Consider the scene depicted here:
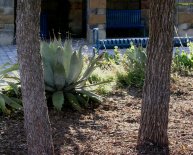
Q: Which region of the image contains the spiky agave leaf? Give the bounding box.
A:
[45,85,55,92]
[68,46,84,84]
[6,82,19,95]
[0,62,10,70]
[41,41,56,68]
[49,36,62,52]
[0,63,19,76]
[77,52,105,88]
[76,94,89,108]
[53,47,66,90]
[66,50,83,85]
[43,59,55,89]
[1,94,22,110]
[63,39,73,78]
[74,46,84,81]
[41,42,56,88]
[65,93,82,112]
[76,89,103,103]
[52,91,64,111]
[3,74,20,82]
[0,95,6,113]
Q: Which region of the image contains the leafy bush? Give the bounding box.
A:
[117,45,147,88]
[0,63,22,114]
[172,46,193,75]
[40,38,105,111]
[97,46,122,70]
[88,67,116,95]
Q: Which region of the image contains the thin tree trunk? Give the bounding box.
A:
[138,0,175,150]
[16,1,54,154]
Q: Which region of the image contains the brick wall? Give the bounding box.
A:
[0,0,14,45]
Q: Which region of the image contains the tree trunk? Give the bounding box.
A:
[138,0,175,150]
[16,1,54,154]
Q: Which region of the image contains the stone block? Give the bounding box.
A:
[178,23,191,30]
[0,15,14,24]
[0,0,14,7]
[0,8,4,13]
[2,7,14,15]
[88,14,106,25]
[0,24,3,29]
[178,28,193,37]
[89,8,97,15]
[97,8,106,15]
[98,24,105,29]
[89,0,106,9]
[178,13,193,24]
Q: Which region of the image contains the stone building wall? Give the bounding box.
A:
[141,0,149,30]
[87,0,106,43]
[69,0,84,36]
[176,3,193,36]
[0,0,15,45]
[1,0,193,46]
[140,0,193,37]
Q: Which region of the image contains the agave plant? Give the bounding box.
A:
[0,63,22,114]
[40,39,104,111]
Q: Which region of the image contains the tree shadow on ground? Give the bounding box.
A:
[136,144,170,155]
[0,111,27,154]
[48,109,109,154]
[0,108,108,155]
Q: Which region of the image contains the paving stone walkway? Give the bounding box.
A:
[0,42,190,67]
[0,45,17,66]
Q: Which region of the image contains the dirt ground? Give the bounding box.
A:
[0,75,193,155]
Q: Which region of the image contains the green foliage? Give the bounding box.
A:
[97,46,122,70]
[172,46,193,75]
[116,69,145,88]
[41,38,105,111]
[88,71,114,95]
[0,63,22,114]
[117,44,147,88]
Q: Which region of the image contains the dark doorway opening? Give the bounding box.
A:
[41,0,86,39]
[106,0,142,38]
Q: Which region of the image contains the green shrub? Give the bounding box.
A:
[172,47,193,75]
[40,38,105,111]
[97,46,122,70]
[0,63,22,114]
[117,45,147,88]
[88,71,114,95]
[117,69,145,88]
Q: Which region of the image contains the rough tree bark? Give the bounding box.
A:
[16,1,54,154]
[138,0,175,150]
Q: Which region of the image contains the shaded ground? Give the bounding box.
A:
[0,75,193,155]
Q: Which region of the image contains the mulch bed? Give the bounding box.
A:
[0,76,193,155]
